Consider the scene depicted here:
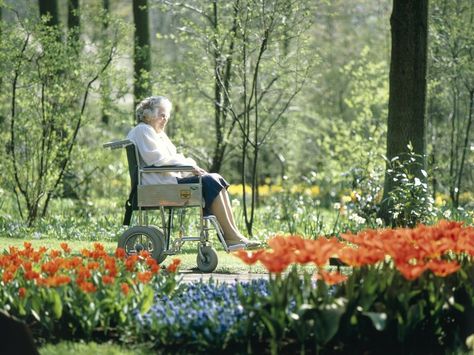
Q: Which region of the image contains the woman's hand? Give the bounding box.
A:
[192,166,207,176]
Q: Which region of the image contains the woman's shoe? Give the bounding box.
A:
[225,235,261,250]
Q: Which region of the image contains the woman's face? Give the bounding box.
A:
[153,105,170,132]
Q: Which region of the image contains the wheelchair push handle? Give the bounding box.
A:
[103,139,133,150]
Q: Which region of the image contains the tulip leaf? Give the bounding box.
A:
[140,287,154,314]
[31,309,41,322]
[362,311,387,331]
[314,298,347,345]
[52,291,63,319]
[18,303,26,316]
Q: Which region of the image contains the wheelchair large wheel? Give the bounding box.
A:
[196,245,218,273]
[118,226,166,263]
[147,225,168,264]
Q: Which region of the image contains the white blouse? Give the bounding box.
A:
[126,123,196,185]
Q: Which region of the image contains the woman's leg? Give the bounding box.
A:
[209,193,244,243]
[220,189,238,230]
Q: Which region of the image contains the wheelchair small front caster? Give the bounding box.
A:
[118,226,167,263]
[196,245,218,273]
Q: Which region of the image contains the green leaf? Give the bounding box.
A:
[362,311,387,331]
[314,297,347,345]
[140,286,154,314]
[31,309,41,322]
[52,290,63,319]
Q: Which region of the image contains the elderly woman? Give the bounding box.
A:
[127,96,259,249]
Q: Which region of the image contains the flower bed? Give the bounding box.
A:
[0,242,181,341]
[233,220,474,354]
[136,279,270,352]
[1,220,474,353]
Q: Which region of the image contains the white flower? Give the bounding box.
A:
[349,213,366,225]
[376,218,383,226]
[443,210,452,219]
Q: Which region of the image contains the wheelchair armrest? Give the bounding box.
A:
[103,139,133,150]
[141,165,195,173]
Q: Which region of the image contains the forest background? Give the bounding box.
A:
[0,0,473,238]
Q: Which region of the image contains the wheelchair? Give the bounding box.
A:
[103,139,243,273]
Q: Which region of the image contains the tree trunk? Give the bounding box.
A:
[455,90,474,206]
[101,0,111,125]
[209,0,239,173]
[38,0,59,27]
[381,0,429,222]
[67,0,80,43]
[133,0,151,109]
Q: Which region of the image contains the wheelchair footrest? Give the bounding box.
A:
[227,243,247,252]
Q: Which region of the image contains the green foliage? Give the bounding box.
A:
[237,269,347,354]
[428,0,474,206]
[40,341,150,355]
[0,5,129,224]
[339,159,385,230]
[289,45,388,206]
[383,144,435,227]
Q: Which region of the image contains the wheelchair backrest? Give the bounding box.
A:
[125,143,139,210]
[125,143,138,189]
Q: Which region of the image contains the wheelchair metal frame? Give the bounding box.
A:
[104,139,238,268]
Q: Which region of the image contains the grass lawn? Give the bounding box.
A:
[0,236,270,274]
[39,341,150,355]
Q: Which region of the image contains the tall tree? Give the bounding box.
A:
[3,8,121,224]
[101,0,111,125]
[381,0,429,225]
[133,0,151,109]
[68,0,80,43]
[429,0,474,207]
[38,0,59,27]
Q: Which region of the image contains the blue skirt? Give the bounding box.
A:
[177,173,230,216]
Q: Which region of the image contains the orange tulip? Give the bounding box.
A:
[316,270,348,285]
[60,243,71,254]
[234,250,265,265]
[2,271,14,284]
[115,248,126,259]
[78,281,96,293]
[426,260,460,277]
[102,275,115,285]
[167,258,181,273]
[137,271,153,284]
[395,262,428,281]
[24,270,40,280]
[258,251,292,274]
[38,275,71,287]
[121,283,130,295]
[87,262,100,270]
[49,250,61,258]
[41,260,60,276]
[125,255,139,272]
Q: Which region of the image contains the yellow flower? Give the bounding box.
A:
[310,185,320,197]
[434,194,446,207]
[341,195,352,204]
[259,184,271,197]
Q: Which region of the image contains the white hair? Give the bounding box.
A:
[135,96,172,124]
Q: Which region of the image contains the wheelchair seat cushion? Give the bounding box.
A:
[177,173,229,216]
